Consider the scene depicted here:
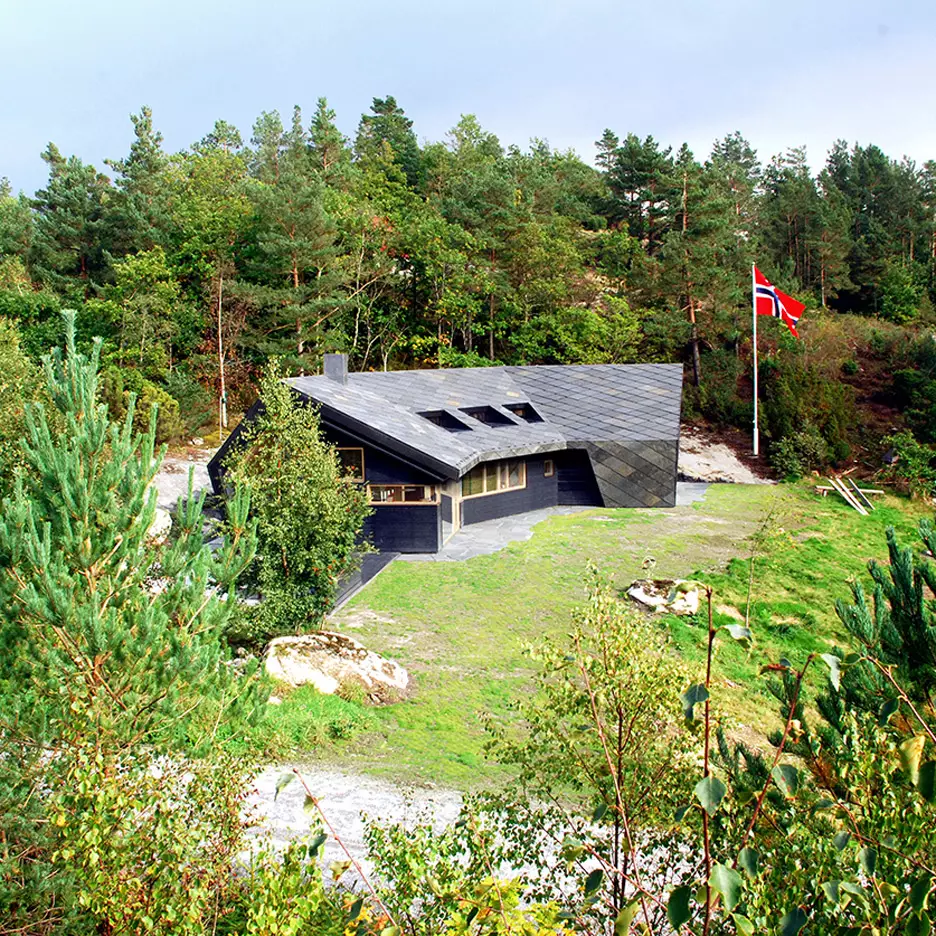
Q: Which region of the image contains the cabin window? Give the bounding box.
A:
[544,459,554,477]
[461,460,526,498]
[369,484,439,505]
[337,447,364,481]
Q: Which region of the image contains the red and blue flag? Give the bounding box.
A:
[754,266,805,338]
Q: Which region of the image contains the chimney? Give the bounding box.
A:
[323,352,348,385]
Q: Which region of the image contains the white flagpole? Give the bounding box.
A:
[752,262,759,457]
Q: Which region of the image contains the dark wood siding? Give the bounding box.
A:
[321,425,441,485]
[556,449,603,506]
[461,456,558,525]
[362,505,440,553]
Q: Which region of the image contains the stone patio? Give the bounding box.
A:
[397,482,710,563]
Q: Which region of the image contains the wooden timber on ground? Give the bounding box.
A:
[815,477,885,515]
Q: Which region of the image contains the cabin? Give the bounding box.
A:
[208,354,683,554]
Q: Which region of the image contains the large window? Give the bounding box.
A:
[337,448,364,481]
[369,484,439,505]
[461,459,526,498]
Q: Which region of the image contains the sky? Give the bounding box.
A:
[2,0,935,194]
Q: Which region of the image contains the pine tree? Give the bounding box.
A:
[0,311,259,754]
[835,521,936,702]
[104,106,173,255]
[309,97,351,180]
[355,95,423,188]
[241,107,347,368]
[30,144,110,295]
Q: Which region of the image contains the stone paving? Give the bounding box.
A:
[397,482,709,563]
[398,505,594,562]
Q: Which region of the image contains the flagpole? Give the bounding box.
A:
[752,262,759,457]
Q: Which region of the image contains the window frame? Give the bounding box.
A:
[368,484,440,506]
[460,459,527,499]
[337,447,365,482]
[544,459,555,477]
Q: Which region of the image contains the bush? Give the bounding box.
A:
[770,424,830,478]
[882,429,936,498]
[224,361,371,639]
[99,364,184,443]
[0,317,43,495]
[165,369,214,435]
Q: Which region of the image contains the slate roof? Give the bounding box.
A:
[287,363,683,480]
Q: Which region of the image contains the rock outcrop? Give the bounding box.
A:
[264,632,409,704]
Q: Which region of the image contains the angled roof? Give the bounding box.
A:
[287,363,682,480]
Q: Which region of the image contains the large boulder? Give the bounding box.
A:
[264,632,409,704]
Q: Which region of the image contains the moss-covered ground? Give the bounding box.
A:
[261,482,931,788]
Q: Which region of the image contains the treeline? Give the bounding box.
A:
[1,97,935,462]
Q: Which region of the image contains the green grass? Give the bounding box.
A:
[274,483,931,787]
[224,685,376,761]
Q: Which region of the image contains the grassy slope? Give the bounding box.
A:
[272,482,930,788]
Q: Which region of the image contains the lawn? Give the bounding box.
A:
[270,482,931,788]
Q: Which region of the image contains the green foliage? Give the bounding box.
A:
[770,424,831,478]
[835,518,936,698]
[0,317,43,495]
[164,368,214,435]
[99,364,184,442]
[0,311,260,755]
[225,360,371,639]
[883,429,936,497]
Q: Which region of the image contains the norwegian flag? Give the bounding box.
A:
[754,266,805,338]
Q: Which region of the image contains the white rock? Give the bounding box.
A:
[267,695,283,706]
[264,632,409,704]
[147,507,172,543]
[627,579,702,617]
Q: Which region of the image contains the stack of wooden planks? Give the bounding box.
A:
[815,476,883,515]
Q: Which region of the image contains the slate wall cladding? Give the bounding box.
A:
[583,440,679,508]
[461,456,558,525]
[363,505,441,553]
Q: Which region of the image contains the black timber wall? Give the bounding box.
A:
[361,506,440,553]
[555,449,603,506]
[323,424,442,553]
[461,455,558,525]
[333,551,398,608]
[583,440,679,508]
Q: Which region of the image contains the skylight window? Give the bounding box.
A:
[459,405,514,426]
[418,410,472,432]
[505,402,544,423]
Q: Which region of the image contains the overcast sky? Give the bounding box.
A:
[2,0,934,194]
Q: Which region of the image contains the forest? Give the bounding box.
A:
[2,97,936,935]
[2,97,936,476]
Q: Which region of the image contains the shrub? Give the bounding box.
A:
[882,429,936,498]
[165,369,214,435]
[770,424,830,478]
[224,361,371,639]
[99,364,184,443]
